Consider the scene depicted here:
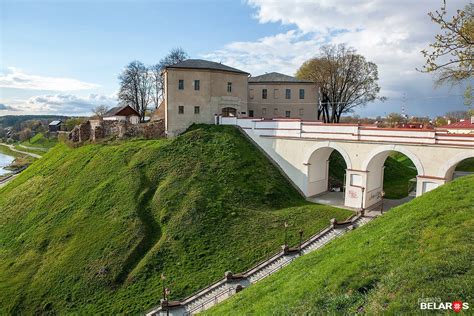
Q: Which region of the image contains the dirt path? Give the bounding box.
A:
[0,143,42,159]
[18,144,48,152]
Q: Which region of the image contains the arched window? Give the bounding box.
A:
[222,107,237,117]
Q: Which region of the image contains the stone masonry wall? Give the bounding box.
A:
[69,119,165,143]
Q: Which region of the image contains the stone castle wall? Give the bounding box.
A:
[69,119,165,143]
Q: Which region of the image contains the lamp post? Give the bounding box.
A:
[284,221,289,248]
[299,230,304,255]
[380,190,385,213]
[360,187,365,214]
[161,273,170,316]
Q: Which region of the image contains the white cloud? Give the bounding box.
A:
[203,0,469,116]
[0,67,99,91]
[7,93,118,115]
[0,103,19,111]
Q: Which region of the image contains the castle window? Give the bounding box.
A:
[194,80,200,91]
[178,80,184,90]
[299,89,305,99]
[285,89,291,99]
[178,106,184,114]
[227,82,232,93]
[194,106,200,114]
[262,89,267,99]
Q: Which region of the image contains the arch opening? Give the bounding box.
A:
[365,150,419,207]
[307,147,349,207]
[445,157,474,181]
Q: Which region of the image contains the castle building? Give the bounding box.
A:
[154,59,319,136]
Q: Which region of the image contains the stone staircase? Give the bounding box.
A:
[145,213,374,316]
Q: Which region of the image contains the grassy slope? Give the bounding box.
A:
[0,125,351,314]
[207,175,474,315]
[456,157,474,172]
[329,152,417,199]
[22,132,58,149]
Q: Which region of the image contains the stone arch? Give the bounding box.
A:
[304,141,352,169]
[362,145,424,194]
[362,145,424,175]
[438,151,474,180]
[304,142,352,197]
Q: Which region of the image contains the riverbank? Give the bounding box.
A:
[0,143,39,183]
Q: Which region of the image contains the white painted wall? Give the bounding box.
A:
[221,118,474,209]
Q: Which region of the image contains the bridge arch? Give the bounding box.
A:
[362,145,424,176]
[361,145,424,206]
[439,151,474,180]
[304,142,352,197]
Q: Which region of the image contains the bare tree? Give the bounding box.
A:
[150,48,188,108]
[118,61,153,121]
[296,44,384,123]
[92,105,110,118]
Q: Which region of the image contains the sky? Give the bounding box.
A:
[0,0,471,118]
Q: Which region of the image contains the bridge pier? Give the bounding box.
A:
[344,169,368,209]
[416,175,447,196]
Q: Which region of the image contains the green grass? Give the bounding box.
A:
[206,175,474,315]
[0,125,351,314]
[22,132,58,149]
[329,152,417,199]
[456,157,474,172]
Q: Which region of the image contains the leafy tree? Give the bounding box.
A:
[420,1,473,104]
[65,118,86,131]
[118,61,153,121]
[296,44,384,123]
[434,116,449,126]
[385,113,407,127]
[150,48,188,109]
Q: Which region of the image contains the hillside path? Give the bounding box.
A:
[0,143,42,158]
[18,144,48,152]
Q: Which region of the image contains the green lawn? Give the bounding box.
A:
[0,125,351,314]
[206,175,474,315]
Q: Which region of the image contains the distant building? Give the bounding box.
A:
[438,116,474,134]
[397,122,432,129]
[48,120,62,132]
[103,105,140,124]
[153,59,319,136]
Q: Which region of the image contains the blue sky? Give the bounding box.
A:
[0,0,471,118]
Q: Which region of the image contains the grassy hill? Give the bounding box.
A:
[456,157,474,172]
[207,175,474,315]
[23,132,58,148]
[0,125,351,314]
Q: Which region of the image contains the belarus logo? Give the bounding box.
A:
[419,298,469,312]
[453,301,463,313]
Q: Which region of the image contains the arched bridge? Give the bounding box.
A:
[221,117,474,209]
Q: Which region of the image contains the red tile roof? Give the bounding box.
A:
[440,119,474,129]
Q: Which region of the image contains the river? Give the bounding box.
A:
[0,152,15,176]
